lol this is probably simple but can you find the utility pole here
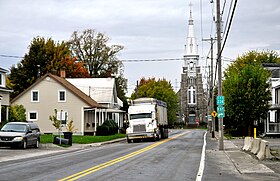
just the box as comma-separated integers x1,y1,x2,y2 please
216,0,224,150
136,80,139,98
210,37,215,138
202,37,215,138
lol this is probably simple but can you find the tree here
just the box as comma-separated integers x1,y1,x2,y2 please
223,51,276,136
49,109,60,134
46,56,90,78
69,29,127,109
9,36,89,99
8,104,26,122
130,78,179,126
69,29,124,77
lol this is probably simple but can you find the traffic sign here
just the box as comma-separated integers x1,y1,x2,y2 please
217,105,224,112
211,111,217,117
218,112,225,118
216,96,225,105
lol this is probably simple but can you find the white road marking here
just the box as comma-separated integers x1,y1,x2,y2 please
196,131,207,181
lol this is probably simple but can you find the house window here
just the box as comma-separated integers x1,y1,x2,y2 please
58,90,66,102
188,90,191,103
0,74,2,86
276,89,279,104
28,111,38,121
188,86,196,104
31,90,39,102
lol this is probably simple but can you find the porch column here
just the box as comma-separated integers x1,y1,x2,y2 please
6,106,9,121
0,96,2,123
94,108,97,133
99,109,101,126
101,109,104,124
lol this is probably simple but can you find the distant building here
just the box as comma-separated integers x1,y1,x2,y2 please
179,6,207,127
0,67,13,123
263,63,280,135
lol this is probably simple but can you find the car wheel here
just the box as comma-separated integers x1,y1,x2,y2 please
34,139,39,148
22,140,27,149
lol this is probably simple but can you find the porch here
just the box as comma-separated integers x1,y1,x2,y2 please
83,108,125,135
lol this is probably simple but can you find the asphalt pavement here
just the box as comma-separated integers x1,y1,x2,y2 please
1,131,280,180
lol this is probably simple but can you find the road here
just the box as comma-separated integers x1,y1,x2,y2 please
0,129,279,181
0,129,205,181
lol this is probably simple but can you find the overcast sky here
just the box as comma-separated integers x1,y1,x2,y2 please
1,0,280,96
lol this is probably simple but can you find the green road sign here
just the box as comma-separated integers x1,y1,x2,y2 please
218,112,225,118
216,96,225,105
217,105,225,112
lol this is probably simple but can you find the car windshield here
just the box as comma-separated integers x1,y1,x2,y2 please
1,124,27,133
130,113,152,120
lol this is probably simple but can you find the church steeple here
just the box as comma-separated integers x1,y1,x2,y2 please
186,4,198,56
183,3,199,74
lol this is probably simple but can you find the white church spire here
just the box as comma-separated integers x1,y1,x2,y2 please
186,3,198,56
183,2,200,73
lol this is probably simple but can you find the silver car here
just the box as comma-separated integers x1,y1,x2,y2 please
0,122,40,149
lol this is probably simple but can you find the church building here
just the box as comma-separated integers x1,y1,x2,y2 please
179,7,207,127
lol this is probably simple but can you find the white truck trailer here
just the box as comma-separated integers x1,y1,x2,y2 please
126,98,168,143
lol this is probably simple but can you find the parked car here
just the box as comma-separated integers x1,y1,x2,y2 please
0,122,40,149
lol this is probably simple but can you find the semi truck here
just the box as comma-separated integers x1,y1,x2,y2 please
126,98,168,143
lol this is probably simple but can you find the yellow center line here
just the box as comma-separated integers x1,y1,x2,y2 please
59,132,188,181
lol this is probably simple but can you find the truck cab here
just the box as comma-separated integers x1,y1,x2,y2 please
126,98,168,143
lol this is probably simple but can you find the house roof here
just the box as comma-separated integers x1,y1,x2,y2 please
0,87,13,92
11,73,104,108
66,78,117,104
0,67,8,73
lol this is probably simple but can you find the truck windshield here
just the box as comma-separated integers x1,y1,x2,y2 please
130,113,152,120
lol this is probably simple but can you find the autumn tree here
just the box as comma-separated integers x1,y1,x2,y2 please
130,78,179,126
223,50,278,136
69,29,127,109
9,36,89,99
69,29,124,77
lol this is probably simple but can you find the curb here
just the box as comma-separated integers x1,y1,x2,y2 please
81,138,127,149
40,137,127,149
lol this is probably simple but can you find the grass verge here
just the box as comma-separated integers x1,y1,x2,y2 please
40,134,126,144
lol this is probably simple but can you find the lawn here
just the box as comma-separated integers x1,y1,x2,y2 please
40,134,126,144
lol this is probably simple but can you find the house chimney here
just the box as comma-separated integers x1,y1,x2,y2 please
60,70,66,78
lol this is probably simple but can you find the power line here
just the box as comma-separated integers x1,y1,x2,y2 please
222,0,234,40
0,54,23,58
214,0,238,86
121,58,184,62
221,0,238,54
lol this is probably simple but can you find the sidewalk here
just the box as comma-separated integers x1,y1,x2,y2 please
205,131,280,180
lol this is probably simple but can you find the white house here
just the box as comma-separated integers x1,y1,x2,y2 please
66,77,125,129
263,63,280,135
11,73,106,135
0,67,13,123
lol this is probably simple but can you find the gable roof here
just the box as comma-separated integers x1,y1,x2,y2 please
66,78,117,104
11,73,104,108
0,67,8,73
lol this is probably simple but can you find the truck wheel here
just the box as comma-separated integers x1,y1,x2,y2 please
158,132,162,140
127,138,132,143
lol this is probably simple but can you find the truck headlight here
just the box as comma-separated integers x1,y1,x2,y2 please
13,137,24,141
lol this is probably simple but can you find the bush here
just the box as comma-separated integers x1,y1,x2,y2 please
96,119,119,136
